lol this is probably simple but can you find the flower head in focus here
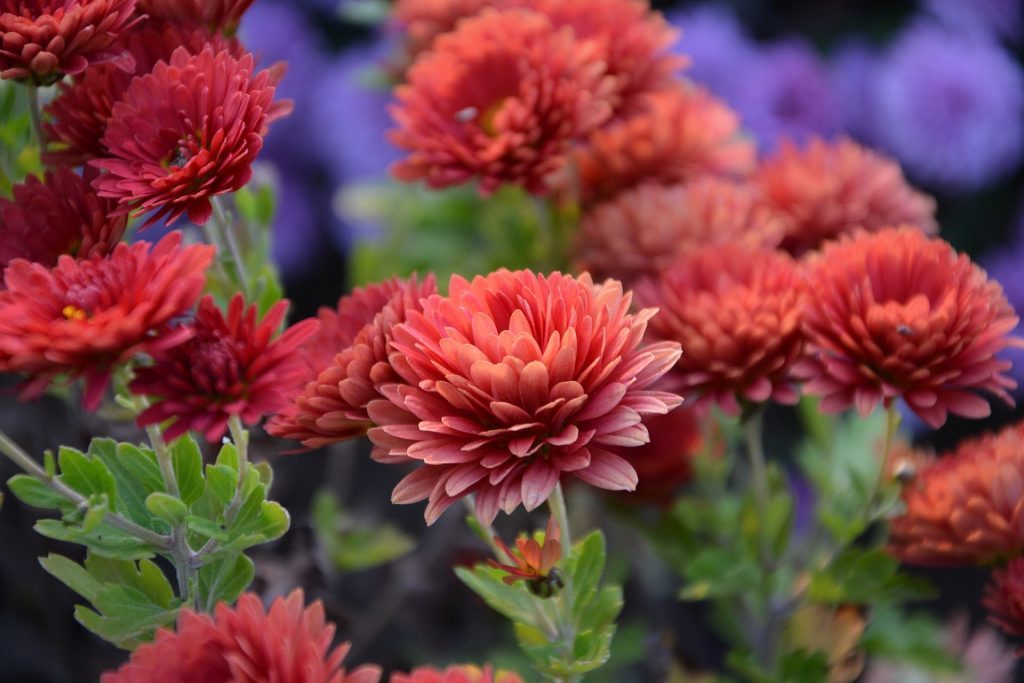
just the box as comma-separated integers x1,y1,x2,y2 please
984,557,1024,654
488,516,563,596
100,590,382,683
368,269,682,525
0,232,212,409
799,227,1020,427
136,0,255,34
391,665,525,683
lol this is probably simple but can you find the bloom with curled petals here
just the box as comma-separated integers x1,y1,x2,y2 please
573,177,785,285
391,665,524,683
92,45,288,226
753,137,938,255
984,557,1024,653
799,227,1020,427
136,0,254,34
488,516,563,595
267,275,437,449
0,232,212,409
130,295,318,442
0,167,126,272
0,0,139,84
636,244,805,414
573,86,756,205
367,269,683,525
100,590,382,683
389,8,613,195
391,0,492,57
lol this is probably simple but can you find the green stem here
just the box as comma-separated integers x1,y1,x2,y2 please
548,481,572,550
190,415,249,566
211,196,251,297
26,84,44,149
743,410,770,562
547,483,580,683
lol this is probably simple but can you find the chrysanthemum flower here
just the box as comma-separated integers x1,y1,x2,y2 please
636,244,805,414
753,137,938,255
0,232,212,409
267,275,436,449
392,0,492,57
367,269,682,525
984,557,1024,653
488,516,563,595
888,424,1024,566
136,0,254,34
92,45,288,226
0,0,138,84
573,86,756,204
389,8,613,195
100,590,382,683
799,227,1020,427
130,295,318,442
573,177,785,285
0,167,126,272
618,407,703,506
391,665,524,683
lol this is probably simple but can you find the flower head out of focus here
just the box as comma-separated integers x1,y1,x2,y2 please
389,8,613,196
137,0,255,35
92,45,289,227
130,294,318,443
984,557,1024,654
392,0,492,58
488,516,564,596
368,269,682,525
0,232,212,410
798,227,1020,427
391,665,525,683
100,590,383,683
0,0,139,84
619,408,704,506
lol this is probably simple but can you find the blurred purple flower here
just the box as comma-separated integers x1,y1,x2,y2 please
983,224,1024,393
267,170,325,275
925,0,1023,44
668,5,755,106
830,40,880,143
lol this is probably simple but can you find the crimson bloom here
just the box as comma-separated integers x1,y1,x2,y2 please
389,8,613,195
367,269,682,525
488,516,563,595
0,167,126,272
136,0,254,34
92,45,288,226
391,666,524,683
798,227,1020,427
984,557,1024,654
0,0,138,84
130,294,318,442
100,591,382,683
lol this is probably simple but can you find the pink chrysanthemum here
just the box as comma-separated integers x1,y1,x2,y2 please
367,269,682,525
798,227,1020,427
0,232,212,409
984,557,1024,654
136,0,254,34
391,665,525,683
389,8,613,195
100,591,382,683
0,0,139,84
91,45,288,226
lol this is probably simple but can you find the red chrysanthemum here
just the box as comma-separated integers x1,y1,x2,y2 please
636,244,805,414
130,294,318,442
135,0,254,34
100,591,382,683
617,407,703,506
0,0,139,84
798,227,1020,427
572,85,756,205
92,45,288,226
573,177,786,285
267,275,437,449
888,423,1024,566
367,269,683,525
391,0,492,57
984,557,1024,653
389,8,613,195
391,665,524,683
0,167,126,273
753,137,939,255
0,232,212,409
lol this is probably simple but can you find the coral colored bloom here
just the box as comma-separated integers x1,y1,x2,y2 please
136,0,254,34
130,295,318,442
0,0,138,84
100,591,382,683
392,0,491,56
984,557,1024,653
889,424,1024,566
367,270,682,525
618,407,703,506
0,232,212,409
573,178,785,285
798,227,1020,427
391,665,524,683
92,46,288,226
389,8,613,195
636,244,805,414
573,86,756,204
0,167,126,272
753,137,938,255
488,516,563,595
267,275,437,449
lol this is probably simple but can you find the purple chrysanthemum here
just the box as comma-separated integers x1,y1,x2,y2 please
829,40,880,143
925,0,1022,44
666,5,754,106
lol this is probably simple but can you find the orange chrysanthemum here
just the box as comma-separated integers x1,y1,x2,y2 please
391,665,525,683
798,227,1020,427
367,270,682,525
0,0,139,84
100,591,382,683
573,178,785,285
573,85,756,205
636,244,806,414
753,137,938,255
488,516,563,592
267,275,437,449
389,8,613,195
889,423,1024,566
136,0,254,34
392,0,492,56
984,557,1024,653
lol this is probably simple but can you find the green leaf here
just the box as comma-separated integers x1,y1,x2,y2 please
35,519,155,560
171,436,204,506
312,491,414,572
40,553,103,601
91,440,163,528
197,554,255,613
205,464,237,505
678,547,760,601
145,492,188,525
7,474,64,509
81,498,109,533
455,565,548,626
57,446,116,501
807,548,935,605
185,515,229,541
569,531,606,618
